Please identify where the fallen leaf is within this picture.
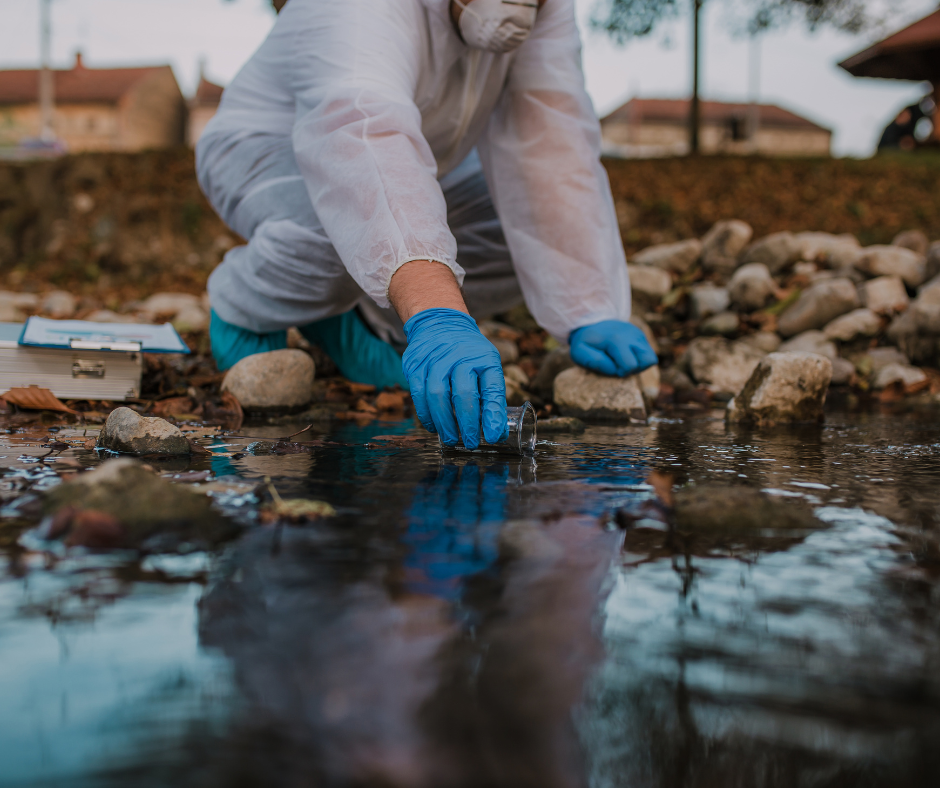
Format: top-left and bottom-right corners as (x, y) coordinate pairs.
(263, 498), (337, 522)
(186, 438), (213, 455)
(347, 382), (377, 395)
(2, 386), (76, 414)
(220, 391), (244, 430)
(354, 398), (378, 414)
(152, 396), (194, 417)
(375, 391), (406, 412)
(83, 438), (97, 449)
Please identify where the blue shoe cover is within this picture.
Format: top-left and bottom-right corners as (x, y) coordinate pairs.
(209, 309), (288, 372)
(300, 310), (409, 391)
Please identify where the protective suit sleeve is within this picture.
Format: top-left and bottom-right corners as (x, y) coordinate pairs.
(285, 0), (462, 308)
(476, 0), (632, 343)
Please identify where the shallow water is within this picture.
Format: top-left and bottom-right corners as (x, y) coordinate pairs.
(2, 410), (940, 787)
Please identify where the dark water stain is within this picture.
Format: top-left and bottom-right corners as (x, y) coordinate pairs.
(1, 411), (940, 786)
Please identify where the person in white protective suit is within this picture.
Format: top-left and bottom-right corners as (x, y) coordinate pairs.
(197, 0), (657, 449)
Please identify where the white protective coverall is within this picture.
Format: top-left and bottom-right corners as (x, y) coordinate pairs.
(196, 0), (632, 345)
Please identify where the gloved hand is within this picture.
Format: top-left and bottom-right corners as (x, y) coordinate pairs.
(569, 320), (658, 377)
(402, 308), (508, 449)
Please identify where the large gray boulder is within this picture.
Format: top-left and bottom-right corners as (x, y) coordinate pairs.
(727, 352), (832, 426)
(686, 336), (766, 396)
(728, 262), (776, 311)
(221, 349), (315, 410)
(822, 308), (881, 342)
(852, 245), (926, 287)
(777, 277), (859, 337)
(632, 238), (702, 274)
(740, 231), (803, 274)
(97, 407), (191, 455)
(861, 275), (909, 315)
(701, 220), (752, 274)
(553, 367), (646, 422)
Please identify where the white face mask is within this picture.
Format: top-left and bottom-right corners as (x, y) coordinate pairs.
(454, 0), (539, 54)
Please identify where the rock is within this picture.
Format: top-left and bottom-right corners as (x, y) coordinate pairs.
(139, 292), (203, 318)
(221, 349), (315, 410)
(0, 302), (24, 322)
(503, 364), (530, 388)
(489, 337), (520, 365)
(926, 241), (940, 281)
(673, 484), (818, 534)
(830, 357), (856, 386)
(0, 291), (39, 310)
(822, 308), (881, 342)
(42, 458), (230, 549)
(863, 346), (909, 373)
(632, 238), (702, 274)
(686, 336), (766, 396)
(532, 347), (575, 398)
(740, 331), (782, 353)
(861, 275), (909, 315)
(85, 309), (138, 324)
(638, 364), (661, 405)
(779, 330), (837, 360)
(740, 231), (802, 274)
(701, 220), (752, 274)
(40, 290), (77, 319)
(912, 299), (940, 334)
(172, 305), (209, 333)
(886, 309), (938, 365)
(537, 416), (586, 435)
(920, 273), (940, 299)
(630, 313), (659, 354)
(852, 245), (925, 287)
(660, 365), (694, 391)
(795, 232), (861, 268)
(728, 263), (776, 311)
(873, 362), (927, 390)
(627, 264), (672, 306)
(777, 277), (859, 337)
(553, 367), (646, 422)
(505, 377), (527, 407)
(727, 352), (832, 426)
(793, 261), (818, 277)
(701, 311), (740, 336)
(892, 229), (929, 256)
(97, 407), (191, 455)
(689, 282), (730, 319)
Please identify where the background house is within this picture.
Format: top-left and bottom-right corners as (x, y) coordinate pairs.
(601, 98), (832, 158)
(0, 53), (185, 152)
(187, 75), (224, 147)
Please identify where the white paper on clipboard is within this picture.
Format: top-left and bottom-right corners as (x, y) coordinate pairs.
(19, 317), (189, 354)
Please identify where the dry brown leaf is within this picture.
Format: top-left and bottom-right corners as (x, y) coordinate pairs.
(152, 396), (194, 417)
(2, 386), (76, 414)
(347, 382), (377, 394)
(263, 498), (336, 522)
(375, 390), (406, 412)
(647, 470), (675, 509)
(354, 398), (378, 414)
(220, 391), (244, 430)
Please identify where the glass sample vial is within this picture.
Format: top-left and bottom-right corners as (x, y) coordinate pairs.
(440, 401), (537, 456)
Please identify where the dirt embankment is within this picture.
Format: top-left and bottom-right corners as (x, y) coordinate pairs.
(1, 148), (939, 300)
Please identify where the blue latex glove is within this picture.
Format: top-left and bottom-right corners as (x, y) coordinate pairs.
(569, 320), (658, 377)
(402, 309), (508, 449)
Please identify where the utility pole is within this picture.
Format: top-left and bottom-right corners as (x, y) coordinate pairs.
(689, 0), (702, 155)
(748, 31), (762, 153)
(39, 0), (55, 142)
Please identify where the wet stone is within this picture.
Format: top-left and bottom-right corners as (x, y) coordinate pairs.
(852, 245), (926, 288)
(537, 416), (586, 434)
(740, 231), (802, 274)
(553, 366), (646, 422)
(727, 351), (832, 426)
(777, 277), (859, 337)
(729, 262), (776, 311)
(97, 407), (191, 455)
(41, 458), (231, 550)
(632, 238), (702, 274)
(701, 219), (752, 275)
(685, 336), (766, 396)
(221, 349), (315, 411)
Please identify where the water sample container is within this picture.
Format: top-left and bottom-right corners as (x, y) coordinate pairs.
(440, 401), (537, 456)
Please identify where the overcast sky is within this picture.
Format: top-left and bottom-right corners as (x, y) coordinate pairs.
(0, 0), (936, 156)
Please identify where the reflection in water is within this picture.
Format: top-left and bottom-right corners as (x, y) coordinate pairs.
(1, 413), (940, 785)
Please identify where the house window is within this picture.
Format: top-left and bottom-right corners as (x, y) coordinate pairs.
(728, 116), (748, 141)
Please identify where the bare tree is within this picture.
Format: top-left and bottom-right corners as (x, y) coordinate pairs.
(592, 0), (880, 153)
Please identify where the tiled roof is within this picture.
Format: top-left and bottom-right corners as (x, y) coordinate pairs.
(839, 10), (940, 81)
(601, 98), (831, 133)
(0, 54), (175, 106)
(192, 77), (224, 107)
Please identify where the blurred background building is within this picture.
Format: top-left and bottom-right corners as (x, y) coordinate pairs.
(601, 98), (832, 158)
(0, 52), (185, 153)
